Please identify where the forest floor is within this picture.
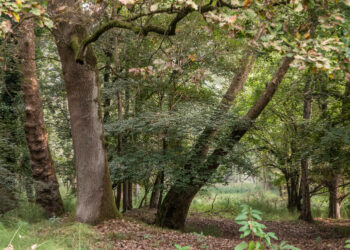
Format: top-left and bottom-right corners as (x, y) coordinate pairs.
(93, 208), (350, 250)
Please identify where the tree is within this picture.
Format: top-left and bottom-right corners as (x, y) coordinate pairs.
(17, 14), (64, 216)
(156, 55), (294, 229)
(299, 79), (313, 222)
(47, 0), (119, 224)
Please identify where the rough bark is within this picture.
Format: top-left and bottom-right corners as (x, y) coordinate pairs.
(300, 81), (313, 222)
(156, 56), (294, 229)
(48, 0), (119, 223)
(18, 16), (64, 216)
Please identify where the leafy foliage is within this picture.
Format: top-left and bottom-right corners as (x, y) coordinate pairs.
(234, 205), (299, 250)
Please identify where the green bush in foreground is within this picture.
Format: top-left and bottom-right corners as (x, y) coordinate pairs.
(234, 205), (299, 250)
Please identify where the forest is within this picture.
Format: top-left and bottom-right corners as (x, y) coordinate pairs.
(0, 0), (350, 249)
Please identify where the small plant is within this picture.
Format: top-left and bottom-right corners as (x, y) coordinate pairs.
(49, 216), (62, 226)
(143, 234), (153, 239)
(234, 205), (299, 250)
(174, 244), (192, 250)
(345, 239), (350, 248)
(191, 232), (205, 242)
(190, 232), (208, 249)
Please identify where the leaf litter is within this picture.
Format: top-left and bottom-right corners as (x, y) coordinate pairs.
(92, 208), (350, 249)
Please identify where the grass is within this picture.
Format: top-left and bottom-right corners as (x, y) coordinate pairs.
(190, 183), (344, 221)
(0, 191), (99, 250)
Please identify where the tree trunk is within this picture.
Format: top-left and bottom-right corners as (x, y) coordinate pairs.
(157, 170), (165, 212)
(156, 56), (294, 229)
(18, 15), (64, 216)
(128, 181), (133, 209)
(134, 184), (140, 198)
(115, 182), (122, 210)
(150, 173), (162, 209)
(123, 180), (129, 212)
(286, 172), (301, 212)
(48, 1), (119, 223)
(300, 81), (313, 221)
(327, 174), (341, 219)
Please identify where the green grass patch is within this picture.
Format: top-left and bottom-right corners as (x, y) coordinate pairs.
(0, 191), (100, 249)
(190, 183), (339, 221)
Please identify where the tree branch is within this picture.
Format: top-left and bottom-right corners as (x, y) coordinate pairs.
(75, 3), (216, 63)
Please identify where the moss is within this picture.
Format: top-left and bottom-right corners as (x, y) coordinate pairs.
(69, 35), (80, 58)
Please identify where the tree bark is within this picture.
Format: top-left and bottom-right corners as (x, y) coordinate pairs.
(18, 16), (64, 216)
(300, 81), (313, 222)
(123, 180), (129, 212)
(115, 182), (122, 210)
(327, 174), (341, 219)
(286, 171), (301, 212)
(156, 56), (294, 229)
(134, 184), (140, 198)
(128, 181), (133, 209)
(150, 173), (162, 209)
(48, 0), (119, 223)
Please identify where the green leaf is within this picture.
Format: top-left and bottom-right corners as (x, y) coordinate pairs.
(248, 241), (255, 250)
(235, 242), (248, 250)
(235, 214), (248, 221)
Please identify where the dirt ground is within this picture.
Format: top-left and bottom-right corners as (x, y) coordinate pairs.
(93, 208), (350, 249)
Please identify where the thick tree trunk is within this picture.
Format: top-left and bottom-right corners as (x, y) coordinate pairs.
(327, 174), (341, 219)
(156, 56), (294, 229)
(48, 1), (119, 223)
(300, 81), (313, 221)
(18, 16), (64, 216)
